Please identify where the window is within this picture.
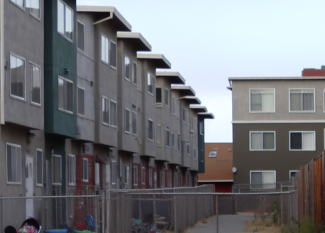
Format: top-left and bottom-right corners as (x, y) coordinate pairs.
(10, 54), (25, 100)
(183, 108), (187, 123)
(77, 87), (85, 115)
(171, 96), (176, 114)
(82, 158), (88, 182)
(58, 0), (73, 41)
(171, 133), (174, 147)
(110, 41), (117, 68)
(154, 171), (157, 188)
(156, 124), (161, 144)
(124, 166), (129, 184)
(132, 111), (137, 135)
(10, 0), (24, 9)
(111, 161), (117, 185)
(147, 73), (154, 95)
(101, 35), (109, 64)
(149, 168), (153, 187)
(102, 96), (109, 125)
(68, 154), (76, 186)
(110, 100), (117, 126)
(190, 117), (194, 131)
(186, 141), (190, 155)
(124, 56), (131, 80)
(209, 151), (217, 158)
(156, 88), (162, 103)
(289, 170), (299, 183)
(52, 154), (61, 185)
(119, 158), (123, 178)
(165, 88), (170, 106)
(77, 21), (84, 51)
(132, 63), (137, 85)
(30, 63), (41, 105)
(148, 119), (154, 141)
(36, 149), (43, 186)
(193, 147), (197, 160)
(290, 88), (314, 112)
(133, 165), (138, 186)
(250, 131), (276, 151)
(161, 170), (165, 188)
(27, 0), (41, 19)
(250, 89), (275, 112)
(7, 143), (21, 184)
(125, 108), (130, 133)
(166, 128), (170, 147)
(199, 122), (204, 135)
(250, 171), (276, 189)
(58, 76), (73, 113)
(95, 163), (99, 185)
(177, 134), (181, 152)
(290, 131), (315, 151)
(142, 166), (146, 185)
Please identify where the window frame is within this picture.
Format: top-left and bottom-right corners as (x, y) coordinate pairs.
(111, 161), (117, 185)
(132, 111), (137, 136)
(100, 34), (109, 64)
(82, 158), (89, 182)
(10, 0), (25, 11)
(77, 20), (85, 52)
(133, 165), (138, 186)
(28, 0), (41, 20)
(57, 0), (74, 43)
(249, 131), (276, 151)
(52, 154), (62, 186)
(30, 61), (41, 107)
(124, 108), (131, 134)
(132, 62), (137, 86)
(109, 99), (117, 127)
(109, 40), (117, 69)
(68, 154), (76, 186)
(36, 149), (43, 187)
(101, 96), (109, 126)
(165, 88), (170, 107)
(250, 170), (276, 189)
(186, 141), (190, 155)
(6, 143), (22, 185)
(10, 52), (26, 101)
(142, 166), (146, 185)
(249, 88), (275, 113)
(289, 131), (316, 151)
(77, 86), (85, 116)
(289, 88), (315, 113)
(148, 119), (154, 142)
(125, 165), (129, 184)
(165, 127), (170, 148)
(147, 72), (155, 96)
(124, 55), (131, 81)
(156, 87), (162, 104)
(289, 170), (299, 181)
(58, 76), (73, 114)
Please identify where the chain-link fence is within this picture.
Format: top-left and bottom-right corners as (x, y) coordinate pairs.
(232, 182), (296, 193)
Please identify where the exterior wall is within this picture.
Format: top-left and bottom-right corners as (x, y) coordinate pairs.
(198, 116), (205, 173)
(180, 101), (191, 168)
(189, 109), (198, 171)
(118, 151), (133, 189)
(232, 80), (325, 122)
(4, 0), (44, 130)
(170, 90), (182, 165)
(233, 123), (324, 184)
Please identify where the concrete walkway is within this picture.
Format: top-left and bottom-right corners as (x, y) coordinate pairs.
(185, 216), (217, 233)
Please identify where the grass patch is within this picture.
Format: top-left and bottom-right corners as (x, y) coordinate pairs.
(245, 214), (282, 233)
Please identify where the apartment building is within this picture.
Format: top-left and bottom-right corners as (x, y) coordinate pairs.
(228, 74), (325, 187)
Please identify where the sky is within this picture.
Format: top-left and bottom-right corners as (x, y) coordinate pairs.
(77, 0), (325, 142)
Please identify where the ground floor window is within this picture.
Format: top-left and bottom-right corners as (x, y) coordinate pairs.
(250, 170), (276, 189)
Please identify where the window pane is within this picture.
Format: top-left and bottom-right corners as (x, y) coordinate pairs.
(66, 81), (73, 112)
(17, 0), (24, 8)
(133, 63), (137, 84)
(251, 93), (262, 111)
(29, 0), (40, 18)
(251, 132), (262, 150)
(303, 93), (314, 111)
(148, 120), (153, 140)
(263, 172), (275, 189)
(101, 36), (106, 62)
(132, 112), (137, 135)
(124, 56), (130, 79)
(65, 6), (73, 40)
(262, 93), (274, 112)
(58, 78), (64, 109)
(147, 73), (152, 93)
(290, 132), (302, 150)
(125, 109), (130, 132)
(7, 145), (12, 182)
(57, 1), (64, 35)
(110, 101), (116, 126)
(77, 22), (84, 51)
(37, 150), (42, 185)
(156, 88), (162, 103)
(17, 58), (25, 98)
(10, 55), (18, 97)
(31, 65), (41, 104)
(263, 132), (274, 150)
(78, 88), (84, 115)
(102, 98), (108, 124)
(251, 172), (262, 185)
(290, 92), (301, 111)
(110, 42), (117, 68)
(302, 132), (315, 150)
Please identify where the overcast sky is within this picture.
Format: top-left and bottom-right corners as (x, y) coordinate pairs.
(77, 0), (325, 142)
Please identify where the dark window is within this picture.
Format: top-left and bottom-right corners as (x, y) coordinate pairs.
(290, 132), (302, 150)
(156, 88), (162, 103)
(77, 21), (84, 51)
(77, 88), (85, 115)
(110, 42), (117, 68)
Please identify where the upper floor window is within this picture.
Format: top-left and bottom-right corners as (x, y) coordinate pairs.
(27, 0), (41, 19)
(58, 0), (73, 41)
(250, 89), (275, 113)
(10, 54), (25, 100)
(101, 35), (109, 64)
(186, 141), (190, 155)
(102, 96), (109, 125)
(156, 124), (161, 144)
(133, 165), (138, 186)
(7, 143), (22, 184)
(68, 154), (76, 186)
(124, 108), (130, 133)
(77, 21), (84, 51)
(110, 41), (117, 68)
(171, 96), (176, 114)
(193, 146), (197, 160)
(58, 76), (73, 114)
(132, 63), (137, 85)
(52, 154), (62, 185)
(142, 166), (146, 185)
(147, 73), (154, 95)
(165, 88), (169, 107)
(111, 161), (117, 185)
(132, 111), (137, 135)
(289, 88), (314, 112)
(250, 131), (276, 151)
(165, 127), (170, 147)
(290, 131), (315, 151)
(124, 56), (131, 80)
(77, 87), (85, 116)
(148, 119), (154, 141)
(82, 158), (88, 182)
(10, 0), (24, 10)
(125, 165), (129, 184)
(30, 62), (41, 105)
(199, 122), (204, 135)
(36, 149), (43, 186)
(190, 116), (194, 131)
(183, 108), (188, 123)
(109, 100), (117, 127)
(156, 88), (162, 103)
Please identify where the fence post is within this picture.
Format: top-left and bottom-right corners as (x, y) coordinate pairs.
(216, 194), (218, 233)
(106, 190), (110, 233)
(153, 194), (157, 231)
(174, 195), (177, 233)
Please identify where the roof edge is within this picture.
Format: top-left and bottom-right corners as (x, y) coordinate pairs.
(117, 32), (152, 51)
(156, 71), (185, 84)
(137, 53), (171, 68)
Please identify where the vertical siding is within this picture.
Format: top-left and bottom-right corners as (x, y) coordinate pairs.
(314, 155), (323, 225)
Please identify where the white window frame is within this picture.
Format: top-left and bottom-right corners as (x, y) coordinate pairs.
(289, 170), (299, 181)
(133, 165), (138, 186)
(289, 88), (315, 113)
(209, 151), (217, 158)
(36, 149), (43, 187)
(148, 119), (154, 142)
(30, 61), (41, 106)
(109, 100), (117, 127)
(28, 0), (41, 20)
(82, 158), (89, 182)
(57, 0), (74, 42)
(249, 88), (275, 113)
(289, 131), (316, 151)
(111, 161), (117, 185)
(124, 55), (131, 81)
(249, 131), (276, 151)
(132, 111), (137, 136)
(10, 0), (25, 11)
(100, 34), (109, 64)
(68, 154), (76, 186)
(132, 62), (137, 86)
(6, 143), (22, 185)
(10, 53), (26, 101)
(186, 141), (190, 155)
(250, 170), (276, 189)
(124, 108), (131, 134)
(52, 154), (62, 186)
(166, 127), (170, 148)
(147, 72), (155, 96)
(109, 40), (117, 69)
(125, 165), (129, 184)
(165, 88), (170, 107)
(101, 96), (109, 126)
(77, 86), (85, 116)
(58, 76), (73, 114)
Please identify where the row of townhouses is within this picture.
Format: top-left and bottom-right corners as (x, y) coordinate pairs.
(229, 67), (325, 188)
(0, 0), (214, 221)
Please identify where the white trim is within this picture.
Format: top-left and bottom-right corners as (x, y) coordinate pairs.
(289, 88), (315, 113)
(249, 131), (276, 151)
(124, 108), (131, 134)
(58, 76), (73, 114)
(232, 120), (325, 124)
(289, 170), (299, 180)
(100, 33), (109, 65)
(52, 154), (62, 186)
(109, 99), (117, 127)
(198, 180), (234, 183)
(10, 52), (26, 102)
(289, 131), (316, 151)
(30, 61), (42, 107)
(68, 154), (76, 186)
(109, 40), (117, 69)
(249, 88), (275, 113)
(57, 0), (74, 43)
(36, 148), (43, 187)
(6, 142), (22, 185)
(101, 95), (109, 126)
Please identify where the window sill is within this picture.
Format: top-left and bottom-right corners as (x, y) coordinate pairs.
(110, 125), (117, 129)
(250, 149), (276, 151)
(52, 183), (62, 186)
(30, 12), (41, 22)
(7, 182), (22, 185)
(68, 183), (76, 187)
(110, 65), (117, 70)
(132, 82), (137, 87)
(10, 95), (26, 103)
(83, 180), (89, 183)
(58, 108), (73, 115)
(31, 102), (41, 108)
(102, 122), (109, 127)
(249, 111), (275, 114)
(289, 111), (315, 113)
(148, 138), (155, 143)
(101, 60), (109, 66)
(125, 77), (131, 82)
(148, 92), (154, 96)
(125, 131), (131, 135)
(58, 31), (73, 43)
(289, 149), (316, 151)
(10, 1), (25, 12)
(36, 184), (43, 187)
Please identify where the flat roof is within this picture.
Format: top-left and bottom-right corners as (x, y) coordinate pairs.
(190, 105), (207, 112)
(156, 71), (185, 84)
(77, 6), (131, 31)
(137, 53), (171, 68)
(198, 112), (215, 119)
(228, 76), (325, 81)
(117, 32), (151, 51)
(178, 96), (201, 104)
(171, 85), (196, 96)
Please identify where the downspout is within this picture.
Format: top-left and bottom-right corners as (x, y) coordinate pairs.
(93, 14), (113, 25)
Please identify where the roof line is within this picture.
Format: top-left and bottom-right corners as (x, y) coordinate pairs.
(229, 76), (325, 81)
(137, 53), (171, 68)
(117, 32), (152, 51)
